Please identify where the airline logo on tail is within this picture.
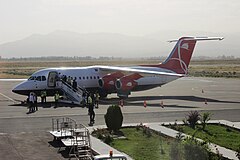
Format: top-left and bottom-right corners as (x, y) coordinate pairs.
(181, 43), (189, 50)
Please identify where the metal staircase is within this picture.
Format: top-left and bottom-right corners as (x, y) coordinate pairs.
(50, 117), (93, 159)
(56, 80), (84, 105)
(69, 124), (93, 160)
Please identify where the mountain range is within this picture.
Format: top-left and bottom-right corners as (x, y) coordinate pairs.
(0, 30), (239, 58)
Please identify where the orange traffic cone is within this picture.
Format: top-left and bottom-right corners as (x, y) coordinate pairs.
(160, 100), (164, 108)
(144, 100), (147, 108)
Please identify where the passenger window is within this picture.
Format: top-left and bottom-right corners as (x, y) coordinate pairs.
(90, 76), (92, 79)
(94, 76), (96, 79)
(36, 76), (41, 81)
(79, 77), (81, 80)
(83, 77), (85, 80)
(97, 76), (100, 79)
(87, 76), (89, 79)
(42, 76), (46, 81)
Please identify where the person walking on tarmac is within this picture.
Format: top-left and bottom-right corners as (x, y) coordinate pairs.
(54, 91), (60, 108)
(88, 94), (95, 126)
(95, 91), (100, 109)
(28, 92), (34, 113)
(33, 92), (38, 111)
(41, 90), (47, 103)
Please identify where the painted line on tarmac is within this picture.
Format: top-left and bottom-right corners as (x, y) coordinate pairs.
(0, 92), (16, 103)
(0, 79), (26, 81)
(0, 113), (91, 119)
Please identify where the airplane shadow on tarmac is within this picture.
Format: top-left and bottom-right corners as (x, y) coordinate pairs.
(9, 101), (79, 108)
(9, 95), (240, 109)
(100, 95), (240, 108)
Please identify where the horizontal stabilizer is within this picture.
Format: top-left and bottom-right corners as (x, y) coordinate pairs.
(168, 37), (224, 43)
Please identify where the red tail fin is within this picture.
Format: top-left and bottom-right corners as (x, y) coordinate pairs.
(156, 37), (223, 74)
(142, 37), (223, 74)
(160, 37), (196, 74)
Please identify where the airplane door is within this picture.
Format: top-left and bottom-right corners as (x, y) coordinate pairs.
(48, 71), (58, 87)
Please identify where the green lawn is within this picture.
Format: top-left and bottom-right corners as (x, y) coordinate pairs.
(109, 128), (172, 160)
(93, 127), (228, 160)
(181, 124), (240, 151)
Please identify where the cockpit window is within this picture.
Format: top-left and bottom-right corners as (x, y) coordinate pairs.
(28, 75), (46, 81)
(36, 76), (41, 81)
(42, 76), (46, 81)
(28, 76), (36, 81)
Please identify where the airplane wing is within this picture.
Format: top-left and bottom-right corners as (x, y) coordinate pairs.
(96, 65), (184, 77)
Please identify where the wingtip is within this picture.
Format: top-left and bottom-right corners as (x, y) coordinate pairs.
(219, 37), (224, 40)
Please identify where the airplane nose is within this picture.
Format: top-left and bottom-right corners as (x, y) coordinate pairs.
(12, 81), (29, 95)
(12, 84), (22, 94)
(12, 89), (17, 93)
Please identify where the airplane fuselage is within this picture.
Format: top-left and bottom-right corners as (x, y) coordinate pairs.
(12, 65), (179, 97)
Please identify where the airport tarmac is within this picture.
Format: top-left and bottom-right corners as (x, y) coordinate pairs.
(0, 77), (240, 133)
(0, 77), (240, 159)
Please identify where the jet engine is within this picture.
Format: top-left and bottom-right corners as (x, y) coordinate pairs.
(98, 72), (124, 91)
(115, 73), (142, 98)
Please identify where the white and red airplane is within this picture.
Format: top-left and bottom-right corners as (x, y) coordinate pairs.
(12, 37), (223, 99)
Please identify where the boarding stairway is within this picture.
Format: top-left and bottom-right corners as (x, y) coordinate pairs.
(56, 80), (84, 105)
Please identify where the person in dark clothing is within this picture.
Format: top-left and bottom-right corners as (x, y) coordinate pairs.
(62, 75), (67, 82)
(91, 93), (95, 106)
(88, 95), (95, 125)
(41, 90), (47, 103)
(72, 77), (77, 90)
(54, 91), (60, 108)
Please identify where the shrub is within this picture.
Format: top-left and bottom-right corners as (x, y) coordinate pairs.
(142, 126), (152, 138)
(200, 112), (212, 130)
(136, 125), (140, 131)
(186, 111), (200, 129)
(104, 105), (123, 132)
(104, 134), (113, 144)
(176, 132), (184, 141)
(97, 132), (103, 139)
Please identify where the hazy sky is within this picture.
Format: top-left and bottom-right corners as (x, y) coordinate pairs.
(0, 0), (240, 44)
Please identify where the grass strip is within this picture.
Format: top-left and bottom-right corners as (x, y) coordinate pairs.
(181, 124), (240, 151)
(110, 128), (172, 160)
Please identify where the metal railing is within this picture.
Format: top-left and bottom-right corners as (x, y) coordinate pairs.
(51, 117), (77, 137)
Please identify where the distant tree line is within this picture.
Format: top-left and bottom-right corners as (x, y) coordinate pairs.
(0, 55), (238, 61)
(0, 56), (166, 61)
